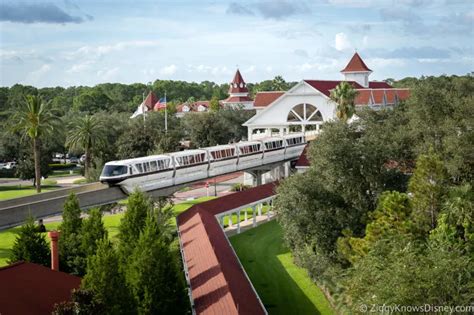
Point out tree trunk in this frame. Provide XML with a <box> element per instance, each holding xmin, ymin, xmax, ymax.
<box><xmin>85</xmin><ymin>147</ymin><xmax>91</xmax><ymax>180</ymax></box>
<box><xmin>34</xmin><ymin>138</ymin><xmax>41</xmax><ymax>193</ymax></box>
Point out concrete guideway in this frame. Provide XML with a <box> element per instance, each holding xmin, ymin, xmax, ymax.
<box><xmin>0</xmin><ymin>183</ymin><xmax>126</xmax><ymax>230</ymax></box>
<box><xmin>0</xmin><ymin>172</ymin><xmax>246</xmax><ymax>230</ymax></box>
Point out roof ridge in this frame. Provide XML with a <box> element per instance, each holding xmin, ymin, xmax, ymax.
<box><xmin>0</xmin><ymin>261</ymin><xmax>25</xmax><ymax>270</ymax></box>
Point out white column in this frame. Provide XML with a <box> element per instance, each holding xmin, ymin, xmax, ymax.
<box><xmin>220</xmin><ymin>215</ymin><xmax>225</xmax><ymax>228</ymax></box>
<box><xmin>237</xmin><ymin>210</ymin><xmax>241</xmax><ymax>234</ymax></box>
<box><xmin>252</xmin><ymin>205</ymin><xmax>257</xmax><ymax>227</ymax></box>
<box><xmin>228</xmin><ymin>214</ymin><xmax>233</xmax><ymax>227</ymax></box>
<box><xmin>258</xmin><ymin>204</ymin><xmax>262</xmax><ymax>217</ymax></box>
<box><xmin>248</xmin><ymin>127</ymin><xmax>253</xmax><ymax>141</ymax></box>
<box><xmin>279</xmin><ymin>127</ymin><xmax>284</xmax><ymax>136</ymax></box>
<box><xmin>244</xmin><ymin>209</ymin><xmax>248</xmax><ymax>221</ymax></box>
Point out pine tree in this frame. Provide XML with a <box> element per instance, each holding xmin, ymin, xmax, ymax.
<box><xmin>408</xmin><ymin>148</ymin><xmax>446</xmax><ymax>236</ymax></box>
<box><xmin>82</xmin><ymin>238</ymin><xmax>135</xmax><ymax>315</ymax></box>
<box><xmin>9</xmin><ymin>216</ymin><xmax>50</xmax><ymax>267</ymax></box>
<box><xmin>58</xmin><ymin>193</ymin><xmax>85</xmax><ymax>275</ymax></box>
<box><xmin>126</xmin><ymin>214</ymin><xmax>188</xmax><ymax>314</ymax></box>
<box><xmin>209</xmin><ymin>96</ymin><xmax>220</xmax><ymax>112</ymax></box>
<box><xmin>81</xmin><ymin>208</ymin><xmax>107</xmax><ymax>258</ymax></box>
<box><xmin>118</xmin><ymin>190</ymin><xmax>152</xmax><ymax>261</ymax></box>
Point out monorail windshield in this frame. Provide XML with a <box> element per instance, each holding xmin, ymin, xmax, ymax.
<box><xmin>102</xmin><ymin>165</ymin><xmax>128</xmax><ymax>177</ymax></box>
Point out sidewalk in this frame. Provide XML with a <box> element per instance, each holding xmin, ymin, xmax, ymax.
<box><xmin>224</xmin><ymin>211</ymin><xmax>276</xmax><ymax>237</ymax></box>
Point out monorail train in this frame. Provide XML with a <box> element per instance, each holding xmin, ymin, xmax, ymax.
<box><xmin>100</xmin><ymin>134</ymin><xmax>306</xmax><ymax>193</ymax></box>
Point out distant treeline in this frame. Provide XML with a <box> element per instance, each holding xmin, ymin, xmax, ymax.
<box><xmin>0</xmin><ymin>76</ymin><xmax>297</xmax><ymax>117</ymax></box>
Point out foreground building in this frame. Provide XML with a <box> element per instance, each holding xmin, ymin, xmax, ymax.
<box><xmin>244</xmin><ymin>52</ymin><xmax>410</xmax><ymax>140</ymax></box>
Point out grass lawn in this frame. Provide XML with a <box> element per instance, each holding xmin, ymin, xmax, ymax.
<box><xmin>0</xmin><ymin>196</ymin><xmax>215</xmax><ymax>267</ymax></box>
<box><xmin>49</xmin><ymin>169</ymin><xmax>81</xmax><ymax>178</ymax></box>
<box><xmin>0</xmin><ymin>185</ymin><xmax>60</xmax><ymax>201</ymax></box>
<box><xmin>230</xmin><ymin>220</ymin><xmax>333</xmax><ymax>315</ymax></box>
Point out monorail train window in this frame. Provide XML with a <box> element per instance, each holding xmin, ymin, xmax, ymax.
<box><xmin>136</xmin><ymin>163</ymin><xmax>144</xmax><ymax>173</ymax></box>
<box><xmin>286</xmin><ymin>137</ymin><xmax>303</xmax><ymax>146</ymax></box>
<box><xmin>240</xmin><ymin>144</ymin><xmax>261</xmax><ymax>155</ymax></box>
<box><xmin>150</xmin><ymin>161</ymin><xmax>158</xmax><ymax>172</ymax></box>
<box><xmin>211</xmin><ymin>148</ymin><xmax>235</xmax><ymax>160</ymax></box>
<box><xmin>143</xmin><ymin>162</ymin><xmax>150</xmax><ymax>172</ymax></box>
<box><xmin>265</xmin><ymin>140</ymin><xmax>283</xmax><ymax>150</ymax></box>
<box><xmin>102</xmin><ymin>165</ymin><xmax>128</xmax><ymax>176</ymax></box>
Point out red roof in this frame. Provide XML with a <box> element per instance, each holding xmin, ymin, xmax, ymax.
<box><xmin>295</xmin><ymin>144</ymin><xmax>310</xmax><ymax>168</ymax></box>
<box><xmin>304</xmin><ymin>80</ymin><xmax>363</xmax><ymax>97</ymax></box>
<box><xmin>229</xmin><ymin>70</ymin><xmax>249</xmax><ymax>94</ymax></box>
<box><xmin>372</xmin><ymin>90</ymin><xmax>385</xmax><ymax>104</ymax></box>
<box><xmin>177</xmin><ymin>183</ymin><xmax>278</xmax><ymax>315</ymax></box>
<box><xmin>385</xmin><ymin>89</ymin><xmax>397</xmax><ymax>104</ymax></box>
<box><xmin>368</xmin><ymin>81</ymin><xmax>392</xmax><ymax>89</ymax></box>
<box><xmin>223</xmin><ymin>96</ymin><xmax>253</xmax><ymax>103</ymax></box>
<box><xmin>354</xmin><ymin>89</ymin><xmax>372</xmax><ymax>105</ymax></box>
<box><xmin>341</xmin><ymin>52</ymin><xmax>372</xmax><ymax>73</ymax></box>
<box><xmin>396</xmin><ymin>89</ymin><xmax>410</xmax><ymax>100</ymax></box>
<box><xmin>253</xmin><ymin>91</ymin><xmax>285</xmax><ymax>107</ymax></box>
<box><xmin>143</xmin><ymin>91</ymin><xmax>159</xmax><ymax>111</ymax></box>
<box><xmin>0</xmin><ymin>262</ymin><xmax>81</xmax><ymax>315</ymax></box>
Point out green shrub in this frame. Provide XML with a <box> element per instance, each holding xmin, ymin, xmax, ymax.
<box><xmin>230</xmin><ymin>183</ymin><xmax>252</xmax><ymax>192</ymax></box>
<box><xmin>0</xmin><ymin>169</ymin><xmax>16</xmax><ymax>178</ymax></box>
<box><xmin>49</xmin><ymin>163</ymin><xmax>77</xmax><ymax>170</ymax></box>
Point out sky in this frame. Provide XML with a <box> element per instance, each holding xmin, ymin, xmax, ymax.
<box><xmin>0</xmin><ymin>0</ymin><xmax>473</xmax><ymax>87</ymax></box>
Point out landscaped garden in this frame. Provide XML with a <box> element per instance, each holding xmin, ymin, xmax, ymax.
<box><xmin>0</xmin><ymin>196</ymin><xmax>215</xmax><ymax>267</ymax></box>
<box><xmin>230</xmin><ymin>220</ymin><xmax>333</xmax><ymax>315</ymax></box>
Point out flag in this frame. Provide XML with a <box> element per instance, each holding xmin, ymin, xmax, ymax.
<box><xmin>154</xmin><ymin>97</ymin><xmax>167</xmax><ymax>111</ymax></box>
<box><xmin>130</xmin><ymin>102</ymin><xmax>148</xmax><ymax>119</ymax></box>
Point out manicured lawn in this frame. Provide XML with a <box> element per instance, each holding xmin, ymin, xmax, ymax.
<box><xmin>230</xmin><ymin>220</ymin><xmax>333</xmax><ymax>315</ymax></box>
<box><xmin>0</xmin><ymin>196</ymin><xmax>215</xmax><ymax>267</ymax></box>
<box><xmin>49</xmin><ymin>169</ymin><xmax>81</xmax><ymax>178</ymax></box>
<box><xmin>0</xmin><ymin>185</ymin><xmax>60</xmax><ymax>201</ymax></box>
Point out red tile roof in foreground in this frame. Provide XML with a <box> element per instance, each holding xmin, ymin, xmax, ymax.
<box><xmin>295</xmin><ymin>144</ymin><xmax>310</xmax><ymax>168</ymax></box>
<box><xmin>177</xmin><ymin>183</ymin><xmax>278</xmax><ymax>315</ymax></box>
<box><xmin>0</xmin><ymin>261</ymin><xmax>81</xmax><ymax>315</ymax></box>
<box><xmin>341</xmin><ymin>52</ymin><xmax>372</xmax><ymax>72</ymax></box>
<box><xmin>253</xmin><ymin>91</ymin><xmax>285</xmax><ymax>107</ymax></box>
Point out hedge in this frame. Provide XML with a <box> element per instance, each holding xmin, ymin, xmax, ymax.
<box><xmin>48</xmin><ymin>163</ymin><xmax>77</xmax><ymax>170</ymax></box>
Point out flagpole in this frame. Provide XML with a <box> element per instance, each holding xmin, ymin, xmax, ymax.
<box><xmin>164</xmin><ymin>91</ymin><xmax>168</xmax><ymax>134</ymax></box>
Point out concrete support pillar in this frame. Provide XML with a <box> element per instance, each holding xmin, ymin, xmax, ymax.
<box><xmin>228</xmin><ymin>214</ymin><xmax>233</xmax><ymax>227</ymax></box>
<box><xmin>302</xmin><ymin>124</ymin><xmax>306</xmax><ymax>133</ymax></box>
<box><xmin>266</xmin><ymin>128</ymin><xmax>271</xmax><ymax>137</ymax></box>
<box><xmin>244</xmin><ymin>210</ymin><xmax>248</xmax><ymax>221</ymax></box>
<box><xmin>258</xmin><ymin>204</ymin><xmax>262</xmax><ymax>217</ymax></box>
<box><xmin>279</xmin><ymin>127</ymin><xmax>284</xmax><ymax>136</ymax></box>
<box><xmin>237</xmin><ymin>210</ymin><xmax>241</xmax><ymax>234</ymax></box>
<box><xmin>252</xmin><ymin>206</ymin><xmax>257</xmax><ymax>227</ymax></box>
<box><xmin>250</xmin><ymin>170</ymin><xmax>264</xmax><ymax>187</ymax></box>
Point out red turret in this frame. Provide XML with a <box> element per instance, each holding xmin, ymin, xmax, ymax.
<box><xmin>229</xmin><ymin>69</ymin><xmax>249</xmax><ymax>94</ymax></box>
<box><xmin>341</xmin><ymin>52</ymin><xmax>372</xmax><ymax>73</ymax></box>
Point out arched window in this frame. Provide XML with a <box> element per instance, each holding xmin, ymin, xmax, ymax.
<box><xmin>287</xmin><ymin>103</ymin><xmax>323</xmax><ymax>123</ymax></box>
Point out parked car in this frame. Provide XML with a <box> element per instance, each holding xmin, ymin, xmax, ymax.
<box><xmin>5</xmin><ymin>162</ymin><xmax>17</xmax><ymax>169</ymax></box>
<box><xmin>67</xmin><ymin>157</ymin><xmax>79</xmax><ymax>164</ymax></box>
<box><xmin>80</xmin><ymin>155</ymin><xmax>86</xmax><ymax>164</ymax></box>
<box><xmin>0</xmin><ymin>163</ymin><xmax>5</xmax><ymax>170</ymax></box>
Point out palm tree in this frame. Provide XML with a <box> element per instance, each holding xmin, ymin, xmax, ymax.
<box><xmin>66</xmin><ymin>115</ymin><xmax>107</xmax><ymax>180</ymax></box>
<box><xmin>14</xmin><ymin>95</ymin><xmax>60</xmax><ymax>192</ymax></box>
<box><xmin>330</xmin><ymin>81</ymin><xmax>359</xmax><ymax>122</ymax></box>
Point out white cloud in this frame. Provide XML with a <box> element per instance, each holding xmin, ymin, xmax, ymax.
<box><xmin>160</xmin><ymin>64</ymin><xmax>177</xmax><ymax>76</ymax></box>
<box><xmin>367</xmin><ymin>58</ymin><xmax>405</xmax><ymax>68</ymax></box>
<box><xmin>244</xmin><ymin>65</ymin><xmax>256</xmax><ymax>73</ymax></box>
<box><xmin>67</xmin><ymin>60</ymin><xmax>94</xmax><ymax>73</ymax></box>
<box><xmin>97</xmin><ymin>67</ymin><xmax>119</xmax><ymax>81</ymax></box>
<box><xmin>24</xmin><ymin>64</ymin><xmax>52</xmax><ymax>84</ymax></box>
<box><xmin>66</xmin><ymin>40</ymin><xmax>159</xmax><ymax>60</ymax></box>
<box><xmin>335</xmin><ymin>32</ymin><xmax>352</xmax><ymax>51</ymax></box>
